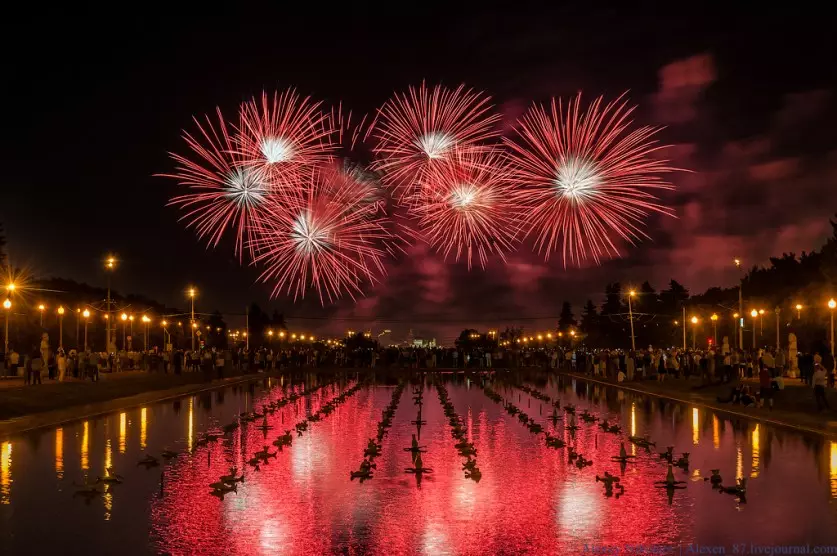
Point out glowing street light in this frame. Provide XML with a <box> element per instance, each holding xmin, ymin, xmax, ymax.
<box><xmin>829</xmin><ymin>299</ymin><xmax>837</xmax><ymax>355</ymax></box>
<box><xmin>690</xmin><ymin>316</ymin><xmax>699</xmax><ymax>350</ymax></box>
<box><xmin>750</xmin><ymin>309</ymin><xmax>758</xmax><ymax>349</ymax></box>
<box><xmin>758</xmin><ymin>309</ymin><xmax>765</xmax><ymax>337</ymax></box>
<box><xmin>38</xmin><ymin>304</ymin><xmax>46</xmax><ymax>327</ymax></box>
<box><xmin>710</xmin><ymin>313</ymin><xmax>718</xmax><ymax>346</ymax></box>
<box><xmin>3</xmin><ymin>298</ymin><xmax>11</xmax><ymax>353</ymax></box>
<box><xmin>57</xmin><ymin>306</ymin><xmax>65</xmax><ymax>347</ymax></box>
<box><xmin>187</xmin><ymin>287</ymin><xmax>197</xmax><ymax>351</ymax></box>
<box><xmin>104</xmin><ymin>255</ymin><xmax>117</xmax><ymax>353</ymax></box>
<box><xmin>733</xmin><ymin>258</ymin><xmax>744</xmax><ymax>351</ymax></box>
<box><xmin>121</xmin><ymin>312</ymin><xmax>128</xmax><ymax>350</ymax></box>
<box><xmin>141</xmin><ymin>315</ymin><xmax>151</xmax><ymax>351</ymax></box>
<box><xmin>627</xmin><ymin>289</ymin><xmax>637</xmax><ymax>351</ymax></box>
<box><xmin>795</xmin><ymin>303</ymin><xmax>803</xmax><ymax>319</ymax></box>
<box><xmin>83</xmin><ymin>309</ymin><xmax>91</xmax><ymax>350</ymax></box>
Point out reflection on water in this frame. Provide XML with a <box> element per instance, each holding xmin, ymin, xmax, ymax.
<box><xmin>1</xmin><ymin>441</ymin><xmax>10</xmax><ymax>505</ymax></box>
<box><xmin>0</xmin><ymin>372</ymin><xmax>836</xmax><ymax>554</ymax></box>
<box><xmin>55</xmin><ymin>428</ymin><xmax>64</xmax><ymax>479</ymax></box>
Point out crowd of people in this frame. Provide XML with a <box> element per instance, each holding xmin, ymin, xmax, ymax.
<box><xmin>2</xmin><ymin>339</ymin><xmax>835</xmax><ymax>413</ymax></box>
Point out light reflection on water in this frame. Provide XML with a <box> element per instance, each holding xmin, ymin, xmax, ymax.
<box><xmin>0</xmin><ymin>373</ymin><xmax>834</xmax><ymax>554</ymax></box>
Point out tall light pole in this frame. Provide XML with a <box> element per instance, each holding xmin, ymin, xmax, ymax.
<box><xmin>710</xmin><ymin>313</ymin><xmax>718</xmax><ymax>346</ymax></box>
<box><xmin>38</xmin><ymin>304</ymin><xmax>45</xmax><ymax>327</ymax></box>
<box><xmin>121</xmin><ymin>313</ymin><xmax>128</xmax><ymax>350</ymax></box>
<box><xmin>774</xmin><ymin>307</ymin><xmax>781</xmax><ymax>350</ymax></box>
<box><xmin>3</xmin><ymin>298</ymin><xmax>11</xmax><ymax>354</ymax></box>
<box><xmin>57</xmin><ymin>306</ymin><xmax>65</xmax><ymax>347</ymax></box>
<box><xmin>758</xmin><ymin>309</ymin><xmax>765</xmax><ymax>337</ymax></box>
<box><xmin>682</xmin><ymin>307</ymin><xmax>687</xmax><ymax>350</ymax></box>
<box><xmin>733</xmin><ymin>313</ymin><xmax>740</xmax><ymax>350</ymax></box>
<box><xmin>829</xmin><ymin>299</ymin><xmax>836</xmax><ymax>355</ymax></box>
<box><xmin>142</xmin><ymin>315</ymin><xmax>150</xmax><ymax>351</ymax></box>
<box><xmin>105</xmin><ymin>256</ymin><xmax>116</xmax><ymax>353</ymax></box>
<box><xmin>75</xmin><ymin>308</ymin><xmax>80</xmax><ymax>348</ymax></box>
<box><xmin>795</xmin><ymin>303</ymin><xmax>803</xmax><ymax>320</ymax></box>
<box><xmin>162</xmin><ymin>320</ymin><xmax>169</xmax><ymax>351</ymax></box>
<box><xmin>83</xmin><ymin>310</ymin><xmax>90</xmax><ymax>350</ymax></box>
<box><xmin>734</xmin><ymin>258</ymin><xmax>744</xmax><ymax>352</ymax></box>
<box><xmin>188</xmin><ymin>288</ymin><xmax>196</xmax><ymax>351</ymax></box>
<box><xmin>690</xmin><ymin>316</ymin><xmax>699</xmax><ymax>349</ymax></box>
<box><xmin>750</xmin><ymin>309</ymin><xmax>758</xmax><ymax>350</ymax></box>
<box><xmin>627</xmin><ymin>290</ymin><xmax>637</xmax><ymax>351</ymax></box>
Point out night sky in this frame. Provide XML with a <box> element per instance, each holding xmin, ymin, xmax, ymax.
<box><xmin>3</xmin><ymin>7</ymin><xmax>836</xmax><ymax>343</ymax></box>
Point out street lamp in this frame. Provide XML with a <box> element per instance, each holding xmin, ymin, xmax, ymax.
<box><xmin>121</xmin><ymin>313</ymin><xmax>128</xmax><ymax>350</ymax></box>
<box><xmin>3</xmin><ymin>298</ymin><xmax>11</xmax><ymax>354</ymax></box>
<box><xmin>734</xmin><ymin>258</ymin><xmax>745</xmax><ymax>350</ymax></box>
<box><xmin>795</xmin><ymin>303</ymin><xmax>803</xmax><ymax>320</ymax></box>
<box><xmin>758</xmin><ymin>309</ymin><xmax>765</xmax><ymax>337</ymax></box>
<box><xmin>142</xmin><ymin>315</ymin><xmax>151</xmax><ymax>351</ymax></box>
<box><xmin>628</xmin><ymin>290</ymin><xmax>637</xmax><ymax>351</ymax></box>
<box><xmin>57</xmin><ymin>306</ymin><xmax>65</xmax><ymax>347</ymax></box>
<box><xmin>82</xmin><ymin>309</ymin><xmax>90</xmax><ymax>350</ymax></box>
<box><xmin>750</xmin><ymin>309</ymin><xmax>758</xmax><ymax>349</ymax></box>
<box><xmin>733</xmin><ymin>313</ymin><xmax>740</xmax><ymax>350</ymax></box>
<box><xmin>38</xmin><ymin>304</ymin><xmax>45</xmax><ymax>327</ymax></box>
<box><xmin>104</xmin><ymin>255</ymin><xmax>116</xmax><ymax>353</ymax></box>
<box><xmin>710</xmin><ymin>313</ymin><xmax>718</xmax><ymax>346</ymax></box>
<box><xmin>774</xmin><ymin>307</ymin><xmax>781</xmax><ymax>350</ymax></box>
<box><xmin>828</xmin><ymin>299</ymin><xmax>836</xmax><ymax>355</ymax></box>
<box><xmin>161</xmin><ymin>320</ymin><xmax>169</xmax><ymax>350</ymax></box>
<box><xmin>690</xmin><ymin>316</ymin><xmax>699</xmax><ymax>350</ymax></box>
<box><xmin>188</xmin><ymin>287</ymin><xmax>196</xmax><ymax>351</ymax></box>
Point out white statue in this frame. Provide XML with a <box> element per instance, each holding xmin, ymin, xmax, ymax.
<box><xmin>788</xmin><ymin>333</ymin><xmax>798</xmax><ymax>377</ymax></box>
<box><xmin>40</xmin><ymin>332</ymin><xmax>50</xmax><ymax>364</ymax></box>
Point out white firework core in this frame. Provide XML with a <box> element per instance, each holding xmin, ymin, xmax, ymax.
<box><xmin>554</xmin><ymin>156</ymin><xmax>600</xmax><ymax>202</ymax></box>
<box><xmin>224</xmin><ymin>168</ymin><xmax>265</xmax><ymax>205</ymax></box>
<box><xmin>416</xmin><ymin>131</ymin><xmax>454</xmax><ymax>159</ymax></box>
<box><xmin>261</xmin><ymin>136</ymin><xmax>295</xmax><ymax>164</ymax></box>
<box><xmin>449</xmin><ymin>183</ymin><xmax>479</xmax><ymax>210</ymax></box>
<box><xmin>291</xmin><ymin>211</ymin><xmax>331</xmax><ymax>255</ymax></box>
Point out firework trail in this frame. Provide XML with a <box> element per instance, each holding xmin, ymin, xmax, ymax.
<box><xmin>250</xmin><ymin>165</ymin><xmax>396</xmax><ymax>304</ymax></box>
<box><xmin>237</xmin><ymin>89</ymin><xmax>335</xmax><ymax>189</ymax></box>
<box><xmin>162</xmin><ymin>108</ymin><xmax>269</xmax><ymax>260</ymax></box>
<box><xmin>504</xmin><ymin>92</ymin><xmax>675</xmax><ymax>266</ymax></box>
<box><xmin>413</xmin><ymin>149</ymin><xmax>522</xmax><ymax>269</ymax></box>
<box><xmin>372</xmin><ymin>82</ymin><xmax>500</xmax><ymax>206</ymax></box>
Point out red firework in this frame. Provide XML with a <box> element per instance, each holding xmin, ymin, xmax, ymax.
<box><xmin>250</xmin><ymin>165</ymin><xmax>395</xmax><ymax>304</ymax></box>
<box><xmin>161</xmin><ymin>108</ymin><xmax>269</xmax><ymax>260</ymax></box>
<box><xmin>236</xmin><ymin>89</ymin><xmax>335</xmax><ymax>189</ymax></box>
<box><xmin>372</xmin><ymin>82</ymin><xmax>500</xmax><ymax>206</ymax></box>
<box><xmin>504</xmin><ymin>92</ymin><xmax>675</xmax><ymax>266</ymax></box>
<box><xmin>414</xmin><ymin>149</ymin><xmax>522</xmax><ymax>269</ymax></box>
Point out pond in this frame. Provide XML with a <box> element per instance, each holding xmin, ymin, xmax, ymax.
<box><xmin>0</xmin><ymin>371</ymin><xmax>835</xmax><ymax>554</ymax></box>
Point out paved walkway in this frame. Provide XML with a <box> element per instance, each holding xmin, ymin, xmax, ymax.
<box><xmin>558</xmin><ymin>371</ymin><xmax>837</xmax><ymax>438</ymax></box>
<box><xmin>0</xmin><ymin>368</ymin><xmax>285</xmax><ymax>438</ymax></box>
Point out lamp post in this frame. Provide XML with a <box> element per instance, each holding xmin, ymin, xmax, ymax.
<box><xmin>828</xmin><ymin>299</ymin><xmax>836</xmax><ymax>355</ymax></box>
<box><xmin>627</xmin><ymin>290</ymin><xmax>637</xmax><ymax>351</ymax></box>
<box><xmin>121</xmin><ymin>313</ymin><xmax>128</xmax><ymax>350</ymax></box>
<box><xmin>734</xmin><ymin>258</ymin><xmax>744</xmax><ymax>352</ymax></box>
<box><xmin>105</xmin><ymin>256</ymin><xmax>116</xmax><ymax>353</ymax></box>
<box><xmin>188</xmin><ymin>288</ymin><xmax>196</xmax><ymax>351</ymax></box>
<box><xmin>142</xmin><ymin>315</ymin><xmax>150</xmax><ymax>351</ymax></box>
<box><xmin>774</xmin><ymin>307</ymin><xmax>781</xmax><ymax>350</ymax></box>
<box><xmin>750</xmin><ymin>309</ymin><xmax>758</xmax><ymax>350</ymax></box>
<box><xmin>710</xmin><ymin>313</ymin><xmax>718</xmax><ymax>346</ymax></box>
<box><xmin>795</xmin><ymin>303</ymin><xmax>803</xmax><ymax>320</ymax></box>
<box><xmin>733</xmin><ymin>313</ymin><xmax>740</xmax><ymax>350</ymax></box>
<box><xmin>682</xmin><ymin>307</ymin><xmax>687</xmax><ymax>350</ymax></box>
<box><xmin>57</xmin><ymin>306</ymin><xmax>65</xmax><ymax>347</ymax></box>
<box><xmin>75</xmin><ymin>308</ymin><xmax>80</xmax><ymax>348</ymax></box>
<box><xmin>758</xmin><ymin>309</ymin><xmax>765</xmax><ymax>337</ymax></box>
<box><xmin>38</xmin><ymin>304</ymin><xmax>45</xmax><ymax>327</ymax></box>
<box><xmin>82</xmin><ymin>309</ymin><xmax>90</xmax><ymax>350</ymax></box>
<box><xmin>3</xmin><ymin>298</ymin><xmax>11</xmax><ymax>354</ymax></box>
<box><xmin>690</xmin><ymin>316</ymin><xmax>698</xmax><ymax>349</ymax></box>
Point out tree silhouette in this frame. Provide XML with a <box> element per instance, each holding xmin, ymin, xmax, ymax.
<box><xmin>558</xmin><ymin>301</ymin><xmax>577</xmax><ymax>331</ymax></box>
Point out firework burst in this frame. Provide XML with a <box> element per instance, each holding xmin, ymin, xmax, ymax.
<box><xmin>162</xmin><ymin>108</ymin><xmax>269</xmax><ymax>259</ymax></box>
<box><xmin>414</xmin><ymin>149</ymin><xmax>522</xmax><ymax>269</ymax></box>
<box><xmin>250</xmin><ymin>165</ymin><xmax>396</xmax><ymax>304</ymax></box>
<box><xmin>505</xmin><ymin>92</ymin><xmax>675</xmax><ymax>266</ymax></box>
<box><xmin>237</xmin><ymin>89</ymin><xmax>335</xmax><ymax>189</ymax></box>
<box><xmin>372</xmin><ymin>82</ymin><xmax>500</xmax><ymax>205</ymax></box>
